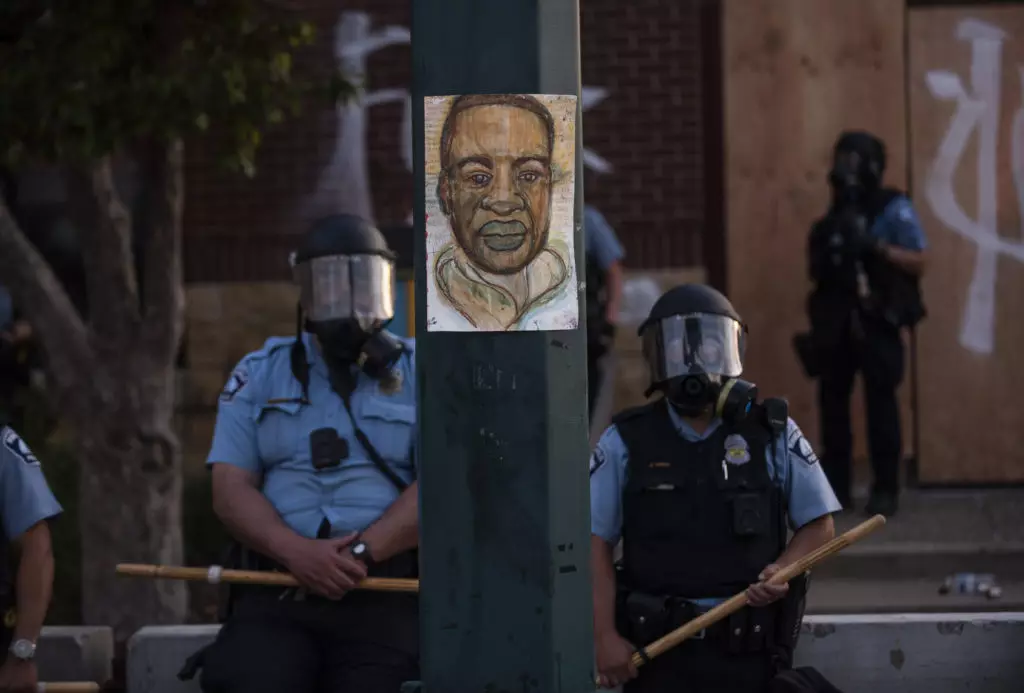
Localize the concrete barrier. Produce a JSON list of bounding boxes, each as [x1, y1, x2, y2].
[[796, 613, 1024, 693], [124, 614, 1024, 693], [127, 626, 219, 693], [38, 626, 114, 684]]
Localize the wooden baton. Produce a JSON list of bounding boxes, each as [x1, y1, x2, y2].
[[595, 514, 886, 686], [115, 563, 419, 593], [37, 683, 102, 692], [630, 514, 885, 668]]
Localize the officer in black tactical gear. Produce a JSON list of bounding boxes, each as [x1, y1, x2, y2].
[[590, 284, 841, 692], [794, 131, 927, 517], [191, 215, 419, 693]]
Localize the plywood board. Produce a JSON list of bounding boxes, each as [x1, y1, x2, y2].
[[723, 0, 911, 482], [908, 6, 1024, 483]]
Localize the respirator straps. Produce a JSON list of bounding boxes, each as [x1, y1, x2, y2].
[[326, 368, 409, 493], [714, 378, 739, 420]]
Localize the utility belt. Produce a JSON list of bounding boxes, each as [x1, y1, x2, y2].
[[181, 532, 418, 685], [616, 573, 809, 664]]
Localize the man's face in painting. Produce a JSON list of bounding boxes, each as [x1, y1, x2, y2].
[[440, 104, 553, 275]]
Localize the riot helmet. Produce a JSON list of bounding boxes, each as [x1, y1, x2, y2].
[[291, 214, 403, 374], [829, 131, 886, 205], [639, 284, 757, 422]]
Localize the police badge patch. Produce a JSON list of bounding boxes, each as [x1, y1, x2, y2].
[[723, 434, 751, 466], [788, 422, 820, 466], [2, 427, 40, 466], [219, 364, 249, 403], [589, 447, 606, 476]]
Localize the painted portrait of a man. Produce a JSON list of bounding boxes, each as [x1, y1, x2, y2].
[[425, 93, 578, 332]]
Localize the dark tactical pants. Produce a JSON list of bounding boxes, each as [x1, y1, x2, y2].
[[198, 588, 418, 693], [818, 324, 904, 502], [624, 639, 776, 693], [618, 577, 808, 693]]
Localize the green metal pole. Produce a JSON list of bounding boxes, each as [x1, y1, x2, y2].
[[409, 0, 593, 691]]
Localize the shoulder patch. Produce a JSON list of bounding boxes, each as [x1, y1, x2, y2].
[[220, 363, 250, 403], [895, 199, 917, 223], [787, 420, 819, 466], [2, 428, 39, 466], [589, 447, 606, 476]]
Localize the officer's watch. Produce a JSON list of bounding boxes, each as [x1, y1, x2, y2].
[[351, 539, 377, 569], [9, 638, 36, 661]]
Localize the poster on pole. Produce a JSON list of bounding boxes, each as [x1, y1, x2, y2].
[[424, 94, 579, 332]]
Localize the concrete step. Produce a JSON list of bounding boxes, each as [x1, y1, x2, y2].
[[805, 489, 1024, 582], [811, 544, 1024, 581], [806, 578, 1024, 614]]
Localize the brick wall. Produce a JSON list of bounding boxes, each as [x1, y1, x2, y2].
[[182, 0, 721, 281]]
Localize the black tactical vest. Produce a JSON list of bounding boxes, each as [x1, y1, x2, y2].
[[615, 400, 786, 598], [809, 188, 925, 333]]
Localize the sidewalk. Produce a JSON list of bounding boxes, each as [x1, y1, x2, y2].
[[807, 488, 1024, 613]]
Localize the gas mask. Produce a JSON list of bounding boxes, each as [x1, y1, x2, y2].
[[292, 251, 405, 383], [643, 312, 758, 424], [829, 151, 870, 209], [829, 133, 884, 210]]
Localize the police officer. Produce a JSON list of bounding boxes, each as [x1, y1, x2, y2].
[[797, 131, 927, 516], [590, 284, 841, 692], [0, 425, 62, 693], [197, 215, 419, 693], [585, 204, 626, 422]]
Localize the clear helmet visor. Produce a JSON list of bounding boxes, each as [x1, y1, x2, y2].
[[293, 254, 395, 328], [642, 313, 745, 383]]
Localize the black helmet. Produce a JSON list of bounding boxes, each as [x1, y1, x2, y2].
[[640, 284, 749, 416], [831, 130, 886, 191], [289, 215, 405, 386], [291, 214, 396, 331], [293, 214, 396, 264], [639, 283, 743, 336]]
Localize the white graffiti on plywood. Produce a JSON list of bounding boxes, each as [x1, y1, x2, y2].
[[925, 18, 1024, 356], [308, 11, 612, 226]]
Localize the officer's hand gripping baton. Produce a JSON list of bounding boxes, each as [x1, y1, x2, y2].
[[115, 563, 419, 593], [598, 514, 886, 686], [37, 683, 101, 692]]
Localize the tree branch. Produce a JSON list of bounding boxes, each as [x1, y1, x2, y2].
[[0, 196, 96, 418], [82, 155, 140, 341], [140, 139, 185, 368]]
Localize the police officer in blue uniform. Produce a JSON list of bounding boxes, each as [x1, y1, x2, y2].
[[0, 425, 62, 693], [795, 131, 927, 516], [197, 215, 419, 693], [584, 204, 626, 419], [590, 285, 841, 692]]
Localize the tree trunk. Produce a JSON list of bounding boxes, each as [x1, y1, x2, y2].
[[78, 416, 187, 641], [0, 140, 188, 641]]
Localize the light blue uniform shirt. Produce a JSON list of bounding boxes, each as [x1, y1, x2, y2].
[[207, 332, 417, 540], [589, 404, 841, 608], [584, 205, 625, 271], [872, 195, 927, 251], [1, 426, 63, 540]]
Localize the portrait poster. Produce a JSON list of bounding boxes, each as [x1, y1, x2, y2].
[[424, 93, 579, 332]]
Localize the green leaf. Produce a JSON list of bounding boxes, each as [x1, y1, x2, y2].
[[0, 1, 357, 176]]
